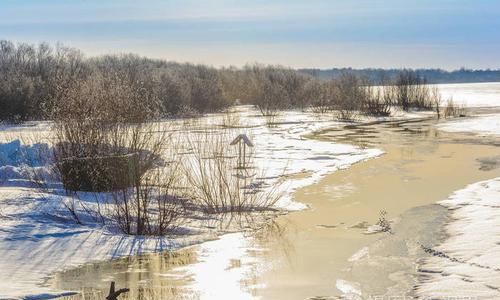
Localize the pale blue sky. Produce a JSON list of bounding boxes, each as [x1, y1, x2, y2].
[[1, 0, 499, 69]]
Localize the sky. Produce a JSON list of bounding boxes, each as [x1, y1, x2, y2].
[[0, 0, 499, 69]]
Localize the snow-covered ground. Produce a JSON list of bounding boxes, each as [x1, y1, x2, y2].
[[436, 82, 500, 108], [438, 113, 500, 136], [2, 79, 498, 298], [435, 82, 500, 137], [416, 178, 500, 299], [0, 107, 384, 299]]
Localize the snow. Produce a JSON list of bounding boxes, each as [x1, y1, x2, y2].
[[0, 186, 212, 299], [0, 140, 51, 167], [348, 247, 369, 262], [438, 114, 500, 136], [0, 107, 384, 298], [416, 178, 500, 299], [0, 83, 497, 298], [0, 140, 55, 183], [436, 82, 500, 108], [336, 279, 362, 297], [435, 82, 500, 136], [175, 233, 262, 300]]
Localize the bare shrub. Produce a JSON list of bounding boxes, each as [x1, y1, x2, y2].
[[432, 87, 443, 119], [444, 98, 466, 118], [334, 73, 365, 121], [52, 121, 188, 235], [258, 76, 289, 116], [376, 210, 391, 232], [389, 70, 436, 111], [221, 110, 241, 128], [111, 166, 188, 236], [182, 130, 282, 213], [241, 65, 311, 115], [306, 80, 337, 114], [51, 72, 163, 170], [46, 69, 191, 235], [362, 83, 391, 117]]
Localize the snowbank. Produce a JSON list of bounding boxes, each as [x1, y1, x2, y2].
[[438, 114, 500, 136], [0, 140, 55, 183], [416, 178, 500, 299], [0, 140, 51, 167]]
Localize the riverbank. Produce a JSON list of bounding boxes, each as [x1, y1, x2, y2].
[[45, 109, 500, 300], [0, 107, 388, 299], [1, 103, 498, 299]]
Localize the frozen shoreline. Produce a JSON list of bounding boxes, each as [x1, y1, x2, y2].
[[415, 178, 500, 299], [2, 101, 496, 299], [0, 108, 387, 299]]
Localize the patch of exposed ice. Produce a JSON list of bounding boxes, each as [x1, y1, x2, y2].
[[336, 279, 362, 296], [176, 233, 261, 300], [364, 224, 387, 235], [438, 114, 500, 136], [348, 247, 370, 262], [416, 177, 500, 299]]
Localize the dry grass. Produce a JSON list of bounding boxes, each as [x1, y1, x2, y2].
[[181, 130, 283, 213], [221, 110, 241, 128], [444, 98, 466, 118]]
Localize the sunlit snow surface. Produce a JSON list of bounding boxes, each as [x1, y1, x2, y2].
[[436, 82, 500, 136], [174, 233, 263, 300], [0, 108, 383, 298], [2, 79, 499, 298], [437, 82, 500, 108], [416, 178, 500, 299], [438, 114, 500, 136]]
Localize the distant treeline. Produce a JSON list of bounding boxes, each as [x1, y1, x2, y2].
[[299, 68, 500, 84], [0, 40, 233, 122], [0, 40, 472, 122]]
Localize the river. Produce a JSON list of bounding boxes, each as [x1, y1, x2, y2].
[[50, 105, 500, 299]]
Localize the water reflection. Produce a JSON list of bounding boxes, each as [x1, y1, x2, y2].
[[53, 212, 291, 300], [316, 117, 441, 149], [53, 248, 197, 299]]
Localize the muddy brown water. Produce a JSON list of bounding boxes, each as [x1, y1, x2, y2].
[[52, 114, 500, 300]]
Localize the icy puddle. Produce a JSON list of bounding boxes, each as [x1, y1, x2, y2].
[[49, 113, 500, 300]]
